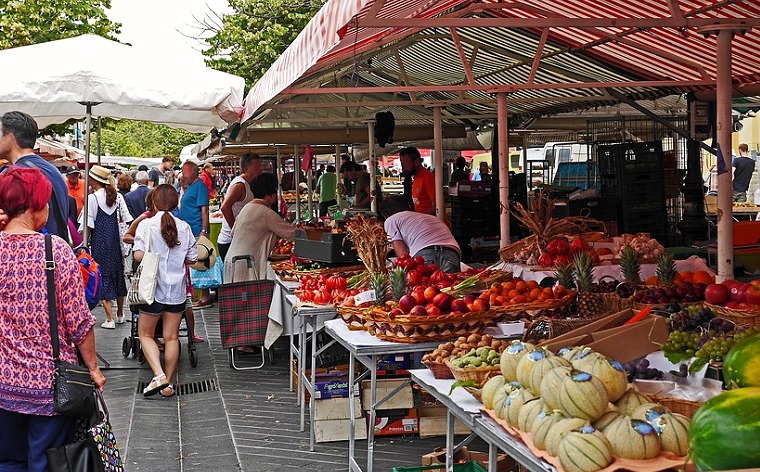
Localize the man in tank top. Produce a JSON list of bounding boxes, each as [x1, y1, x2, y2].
[[217, 153, 262, 261]]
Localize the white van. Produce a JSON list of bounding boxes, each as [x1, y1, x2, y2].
[[526, 142, 591, 184]]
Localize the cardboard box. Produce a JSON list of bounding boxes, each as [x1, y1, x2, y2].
[[369, 408, 419, 436], [312, 396, 363, 421], [292, 361, 359, 402], [362, 378, 414, 410], [314, 418, 368, 443], [422, 447, 515, 472], [417, 406, 472, 438], [539, 309, 668, 364], [377, 353, 412, 375]]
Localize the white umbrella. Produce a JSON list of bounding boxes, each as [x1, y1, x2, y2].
[[0, 34, 245, 240]]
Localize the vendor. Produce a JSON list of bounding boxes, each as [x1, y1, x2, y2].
[[341, 161, 371, 209], [380, 195, 461, 273], [399, 146, 436, 215]]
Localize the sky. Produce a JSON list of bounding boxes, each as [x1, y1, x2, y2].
[[107, 0, 232, 67]]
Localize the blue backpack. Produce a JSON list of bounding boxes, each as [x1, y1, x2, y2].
[[76, 247, 102, 309]]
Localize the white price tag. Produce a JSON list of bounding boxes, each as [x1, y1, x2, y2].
[[354, 289, 376, 305]]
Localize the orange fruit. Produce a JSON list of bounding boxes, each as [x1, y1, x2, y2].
[[526, 280, 540, 290], [503, 281, 515, 291], [693, 270, 714, 285], [529, 288, 542, 301], [542, 287, 554, 299], [513, 295, 528, 304], [645, 275, 659, 285], [537, 293, 548, 302], [490, 283, 501, 293], [674, 273, 684, 285], [515, 280, 528, 293], [679, 271, 694, 283]]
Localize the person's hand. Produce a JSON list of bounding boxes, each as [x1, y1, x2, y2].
[[0, 209, 7, 230], [89, 367, 106, 392]]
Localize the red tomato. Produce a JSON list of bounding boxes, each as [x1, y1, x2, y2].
[[407, 270, 422, 287], [413, 256, 425, 267], [327, 275, 347, 291], [299, 290, 314, 302]]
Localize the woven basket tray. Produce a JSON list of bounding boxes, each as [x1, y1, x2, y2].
[[364, 309, 500, 343], [703, 302, 760, 329], [422, 360, 455, 379], [445, 360, 500, 388], [271, 262, 366, 281], [649, 393, 703, 419], [523, 313, 609, 343], [577, 292, 635, 318], [498, 234, 539, 263], [336, 305, 372, 331], [492, 293, 576, 316]]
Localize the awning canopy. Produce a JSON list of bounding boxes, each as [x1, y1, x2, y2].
[[240, 0, 760, 132]]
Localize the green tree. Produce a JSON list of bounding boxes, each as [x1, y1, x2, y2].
[[202, 0, 325, 88], [0, 0, 120, 49], [97, 119, 203, 158]]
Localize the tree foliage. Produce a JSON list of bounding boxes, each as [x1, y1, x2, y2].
[[201, 0, 325, 88], [97, 119, 203, 158], [0, 0, 120, 49]]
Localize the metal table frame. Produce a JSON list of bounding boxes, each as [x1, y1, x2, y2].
[[322, 320, 446, 472], [409, 368, 554, 472]]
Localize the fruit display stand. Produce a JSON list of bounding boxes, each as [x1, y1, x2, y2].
[[322, 319, 455, 472]]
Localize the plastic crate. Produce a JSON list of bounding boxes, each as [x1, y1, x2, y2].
[[393, 461, 487, 472], [596, 141, 664, 176], [293, 228, 359, 263], [618, 179, 666, 213]]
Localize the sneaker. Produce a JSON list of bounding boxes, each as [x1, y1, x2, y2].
[[101, 320, 116, 329], [115, 315, 126, 324]]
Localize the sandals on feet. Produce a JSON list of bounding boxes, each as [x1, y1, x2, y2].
[[160, 384, 175, 398], [143, 374, 169, 397]]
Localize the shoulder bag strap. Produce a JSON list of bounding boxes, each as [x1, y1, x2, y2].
[[18, 159, 70, 244], [45, 234, 61, 361]]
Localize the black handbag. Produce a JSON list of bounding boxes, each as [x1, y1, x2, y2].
[[45, 234, 97, 418], [46, 435, 105, 472]]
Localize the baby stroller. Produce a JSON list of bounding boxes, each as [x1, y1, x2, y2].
[[122, 302, 198, 368]]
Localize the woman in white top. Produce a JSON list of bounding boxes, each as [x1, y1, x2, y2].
[[216, 153, 260, 261], [82, 165, 133, 328], [133, 184, 198, 397]]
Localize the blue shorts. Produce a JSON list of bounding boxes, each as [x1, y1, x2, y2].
[[139, 300, 186, 315]]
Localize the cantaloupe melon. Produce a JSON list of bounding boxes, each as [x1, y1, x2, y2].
[[557, 370, 609, 421], [500, 341, 535, 382], [631, 403, 671, 423], [503, 387, 537, 427], [531, 410, 567, 450], [604, 417, 661, 460], [546, 418, 590, 456], [528, 356, 571, 396], [651, 412, 690, 457], [492, 382, 520, 418], [614, 387, 651, 416], [540, 366, 571, 409], [593, 411, 625, 433], [570, 348, 603, 370], [558, 427, 613, 472], [576, 356, 628, 402], [515, 347, 554, 389], [481, 375, 506, 410], [517, 398, 548, 432]]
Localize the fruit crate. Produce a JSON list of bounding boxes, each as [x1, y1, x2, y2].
[[393, 461, 487, 472]]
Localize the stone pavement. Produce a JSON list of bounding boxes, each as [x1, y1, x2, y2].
[[91, 302, 481, 471]]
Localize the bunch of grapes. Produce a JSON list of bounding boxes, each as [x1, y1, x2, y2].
[[733, 325, 760, 342], [668, 364, 689, 378], [694, 335, 735, 363], [667, 305, 714, 332], [703, 318, 735, 336], [623, 358, 664, 382], [592, 278, 620, 293], [661, 330, 701, 361]]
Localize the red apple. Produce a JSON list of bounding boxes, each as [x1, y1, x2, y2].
[[725, 301, 742, 309], [722, 279, 739, 288], [704, 283, 730, 305], [409, 305, 427, 316], [398, 294, 417, 313], [745, 284, 760, 305], [463, 294, 478, 305], [730, 283, 749, 303], [406, 270, 422, 288], [432, 292, 454, 312], [426, 305, 442, 316], [424, 286, 440, 303], [471, 298, 490, 312], [411, 289, 426, 306], [387, 308, 404, 318], [450, 299, 469, 313]]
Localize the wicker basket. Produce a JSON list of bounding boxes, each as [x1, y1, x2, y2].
[[523, 313, 608, 343], [423, 360, 455, 379], [463, 386, 482, 402], [632, 300, 701, 315], [649, 393, 703, 419], [364, 308, 500, 343], [498, 235, 539, 263], [271, 261, 366, 281], [492, 293, 576, 316], [336, 305, 372, 331], [703, 302, 760, 329], [445, 359, 500, 388]]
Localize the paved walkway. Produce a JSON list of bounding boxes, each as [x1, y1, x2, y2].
[[92, 303, 473, 471]]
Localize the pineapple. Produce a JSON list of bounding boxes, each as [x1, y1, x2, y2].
[[369, 272, 388, 306], [574, 252, 602, 315], [656, 253, 677, 286], [389, 267, 407, 301], [554, 263, 576, 291], [619, 245, 641, 285]]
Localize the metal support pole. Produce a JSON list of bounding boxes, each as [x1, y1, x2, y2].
[[307, 168, 314, 220], [294, 145, 301, 223], [276, 147, 283, 214], [715, 29, 735, 281], [433, 106, 445, 221], [96, 117, 102, 166], [82, 104, 94, 244], [497, 93, 510, 247], [367, 121, 377, 214]]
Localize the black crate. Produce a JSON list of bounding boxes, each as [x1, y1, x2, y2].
[[294, 228, 359, 263], [596, 145, 620, 176], [596, 141, 664, 176], [618, 179, 667, 214]]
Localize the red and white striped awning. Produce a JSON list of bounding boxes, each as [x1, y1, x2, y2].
[[240, 0, 760, 129]]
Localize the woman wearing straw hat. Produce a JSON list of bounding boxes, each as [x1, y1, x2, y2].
[[81, 165, 133, 328]]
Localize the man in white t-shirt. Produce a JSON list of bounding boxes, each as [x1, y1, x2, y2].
[[380, 195, 461, 273], [217, 153, 262, 261]]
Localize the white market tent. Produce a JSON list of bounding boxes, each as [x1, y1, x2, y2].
[[0, 34, 246, 239]]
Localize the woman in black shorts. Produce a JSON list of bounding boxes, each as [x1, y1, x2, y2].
[[133, 185, 198, 397]]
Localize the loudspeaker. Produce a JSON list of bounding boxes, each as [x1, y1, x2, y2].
[[374, 111, 395, 147]]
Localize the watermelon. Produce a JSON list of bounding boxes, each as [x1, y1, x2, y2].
[[689, 387, 760, 471], [723, 331, 760, 388]]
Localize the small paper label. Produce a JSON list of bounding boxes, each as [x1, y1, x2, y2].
[[354, 290, 376, 305]]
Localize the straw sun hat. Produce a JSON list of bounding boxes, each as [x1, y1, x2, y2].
[[89, 165, 114, 186], [192, 235, 217, 271]]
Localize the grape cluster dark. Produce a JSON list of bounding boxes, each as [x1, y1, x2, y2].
[[695, 336, 734, 363], [633, 282, 706, 304], [667, 305, 715, 332], [592, 278, 620, 293], [623, 358, 664, 382], [668, 364, 689, 378]]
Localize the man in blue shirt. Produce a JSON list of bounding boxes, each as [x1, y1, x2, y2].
[[179, 161, 212, 309], [0, 111, 70, 241]]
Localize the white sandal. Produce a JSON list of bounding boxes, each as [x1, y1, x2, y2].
[[143, 374, 169, 397], [160, 384, 175, 398]]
